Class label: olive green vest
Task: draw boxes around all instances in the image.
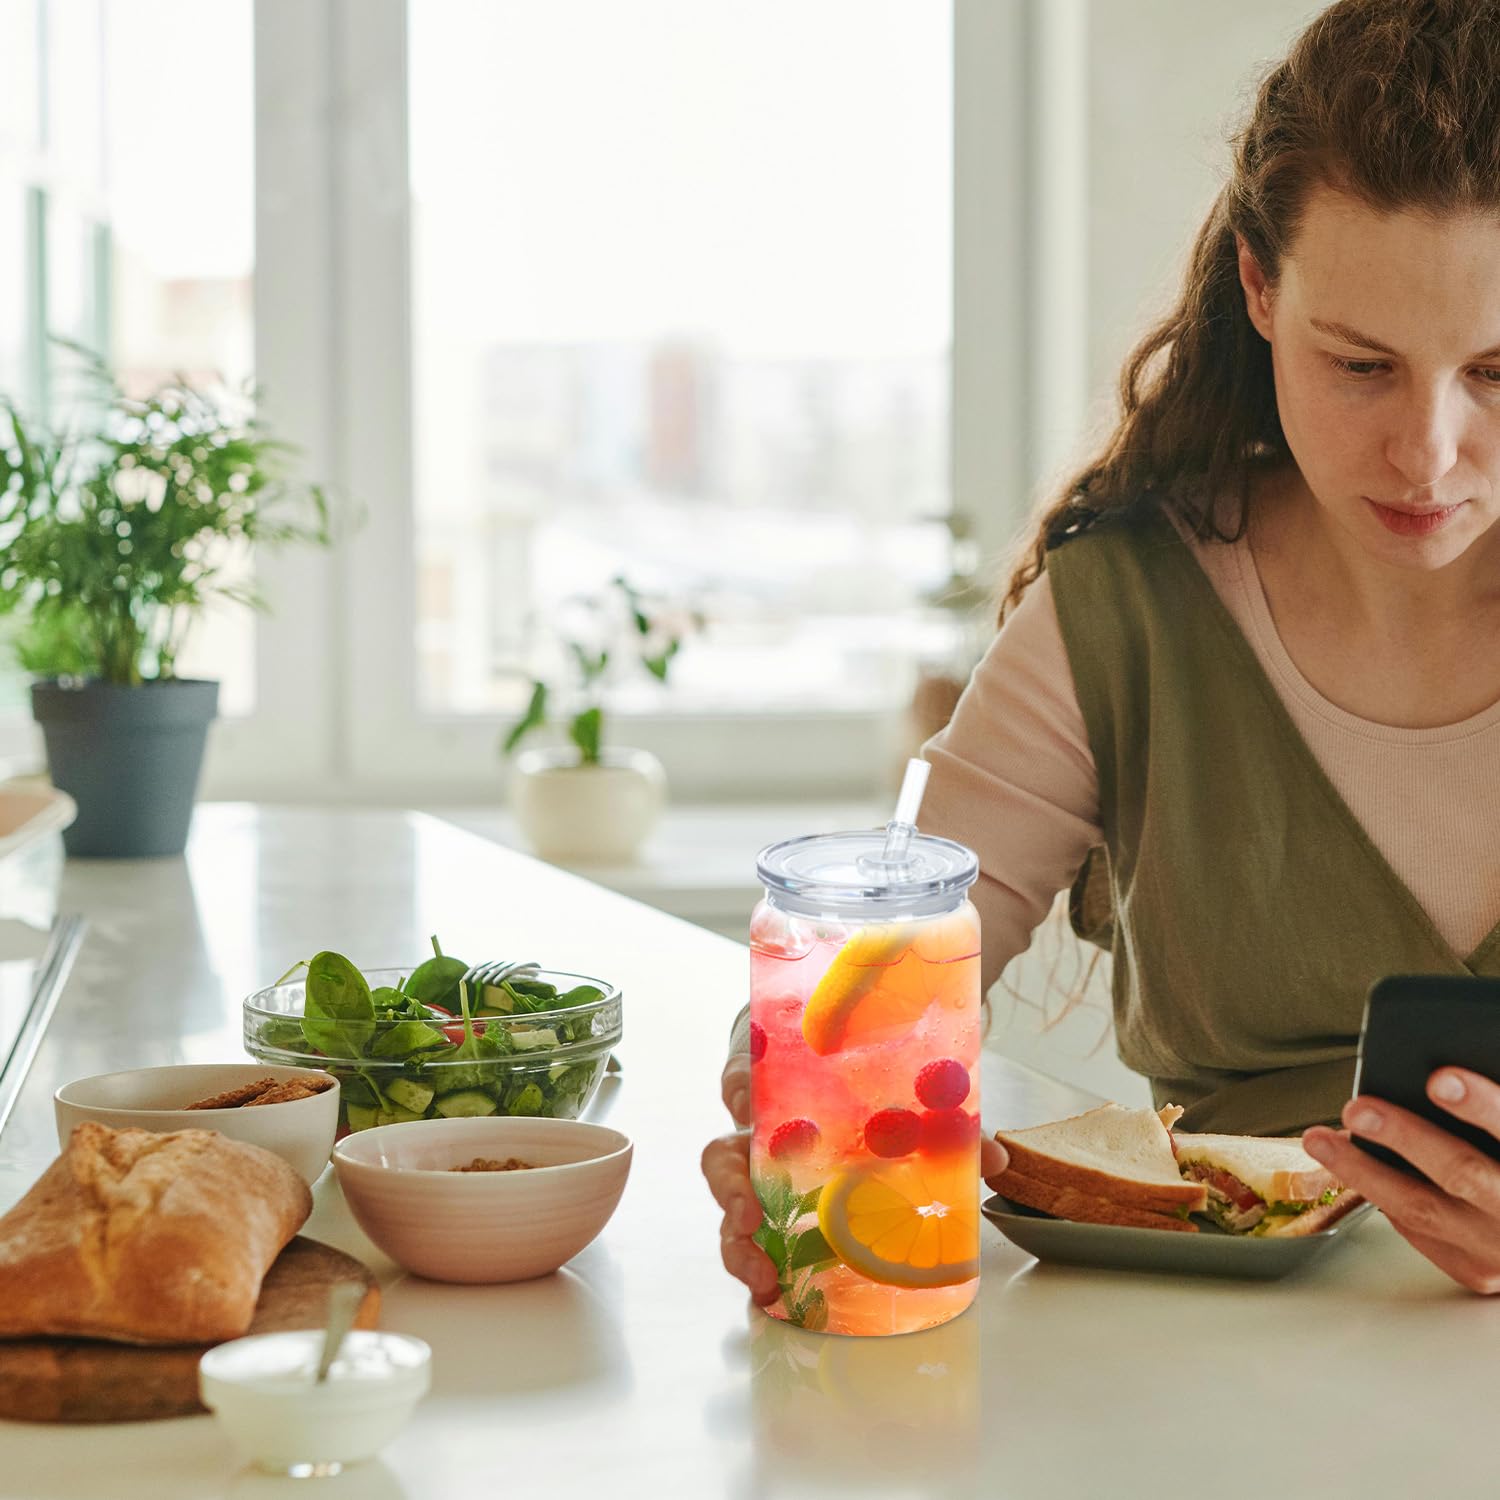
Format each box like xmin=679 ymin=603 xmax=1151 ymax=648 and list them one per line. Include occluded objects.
xmin=1047 ymin=512 xmax=1500 ymax=1135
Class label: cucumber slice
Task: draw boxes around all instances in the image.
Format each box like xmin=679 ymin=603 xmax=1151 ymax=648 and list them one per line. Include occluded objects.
xmin=345 ymin=1102 xmax=379 ymax=1132
xmin=510 ymin=1027 xmax=559 ymax=1052
xmin=434 ymin=1089 xmax=499 ymax=1118
xmin=376 ymin=1104 xmax=425 ymax=1126
xmin=505 ymin=1082 xmax=545 ymax=1116
xmin=384 ymin=1077 xmax=436 ymax=1114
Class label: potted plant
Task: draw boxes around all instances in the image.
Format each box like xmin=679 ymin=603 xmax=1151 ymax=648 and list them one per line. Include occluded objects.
xmin=0 ymin=355 xmax=332 ymax=857
xmin=501 ymin=576 xmax=697 ymax=863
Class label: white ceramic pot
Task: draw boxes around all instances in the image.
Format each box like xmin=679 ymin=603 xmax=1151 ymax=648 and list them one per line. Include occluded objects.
xmin=510 ymin=746 xmax=666 ymax=862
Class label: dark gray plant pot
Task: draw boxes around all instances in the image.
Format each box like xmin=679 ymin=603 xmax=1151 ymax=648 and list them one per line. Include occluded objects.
xmin=31 ymin=678 xmax=219 ymax=858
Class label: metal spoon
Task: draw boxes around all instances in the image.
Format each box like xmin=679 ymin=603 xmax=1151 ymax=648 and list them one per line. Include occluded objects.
xmin=314 ymin=1282 xmax=366 ymax=1383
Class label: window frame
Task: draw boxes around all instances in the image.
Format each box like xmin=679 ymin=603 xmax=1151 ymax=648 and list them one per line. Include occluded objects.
xmin=10 ymin=0 xmax=1062 ymax=803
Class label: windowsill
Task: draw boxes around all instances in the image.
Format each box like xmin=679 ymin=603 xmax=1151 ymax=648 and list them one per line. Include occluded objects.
xmin=429 ymin=798 xmax=886 ymax=938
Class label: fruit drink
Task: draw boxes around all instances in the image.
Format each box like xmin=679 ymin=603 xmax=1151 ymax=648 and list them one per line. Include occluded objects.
xmin=750 ymin=829 xmax=981 ymax=1337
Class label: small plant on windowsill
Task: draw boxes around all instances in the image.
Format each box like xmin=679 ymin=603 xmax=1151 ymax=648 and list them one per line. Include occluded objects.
xmin=500 ymin=576 xmax=698 ymax=864
xmin=0 ymin=346 xmax=335 ymax=857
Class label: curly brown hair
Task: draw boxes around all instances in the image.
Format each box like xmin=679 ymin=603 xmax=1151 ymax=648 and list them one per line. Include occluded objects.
xmin=1001 ymin=0 xmax=1500 ymax=619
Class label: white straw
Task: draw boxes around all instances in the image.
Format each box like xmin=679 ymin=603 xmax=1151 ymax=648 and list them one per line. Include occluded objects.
xmin=879 ymin=758 xmax=930 ymax=866
xmin=891 ymin=758 xmax=930 ymax=828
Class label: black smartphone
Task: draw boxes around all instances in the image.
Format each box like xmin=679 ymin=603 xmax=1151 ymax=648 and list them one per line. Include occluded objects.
xmin=1353 ymin=974 xmax=1500 ymax=1176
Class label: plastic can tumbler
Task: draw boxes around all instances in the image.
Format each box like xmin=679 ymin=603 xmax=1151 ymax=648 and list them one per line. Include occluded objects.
xmin=749 ymin=789 xmax=981 ymax=1336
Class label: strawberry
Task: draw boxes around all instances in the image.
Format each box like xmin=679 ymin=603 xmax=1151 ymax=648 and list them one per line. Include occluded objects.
xmin=863 ymin=1107 xmax=921 ymax=1159
xmin=768 ymin=1118 xmax=821 ymax=1160
xmin=917 ymin=1107 xmax=980 ymax=1157
xmin=748 ymin=1021 xmax=767 ymax=1062
xmin=914 ymin=1058 xmax=970 ymax=1111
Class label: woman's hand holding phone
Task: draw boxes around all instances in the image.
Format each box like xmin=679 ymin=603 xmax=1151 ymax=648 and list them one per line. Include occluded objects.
xmin=1304 ymin=1069 xmax=1500 ymax=1294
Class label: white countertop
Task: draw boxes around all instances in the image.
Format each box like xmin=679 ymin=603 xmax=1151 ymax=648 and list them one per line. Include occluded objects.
xmin=0 ymin=806 xmax=1491 ymax=1500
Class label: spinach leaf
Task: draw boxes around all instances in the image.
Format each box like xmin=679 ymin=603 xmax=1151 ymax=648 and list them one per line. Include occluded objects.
xmin=259 ymin=1017 xmax=308 ymax=1052
xmin=370 ymin=1019 xmax=450 ymax=1059
xmin=424 ymin=1026 xmax=514 ymax=1093
xmin=553 ymin=984 xmax=605 ymax=1008
xmin=506 ymin=978 xmax=557 ymax=999
xmin=505 ymin=1081 xmax=545 ymax=1115
xmin=337 ymin=1071 xmax=382 ymax=1109
xmin=405 ymin=955 xmax=468 ymax=1010
xmin=301 ymin=949 xmax=376 ymax=1055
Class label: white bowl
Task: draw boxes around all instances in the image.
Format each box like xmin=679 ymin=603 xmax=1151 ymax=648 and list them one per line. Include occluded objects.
xmin=199 ymin=1328 xmax=431 ymax=1476
xmin=55 ymin=1063 xmax=339 ymax=1185
xmin=333 ymin=1116 xmax=632 ymax=1283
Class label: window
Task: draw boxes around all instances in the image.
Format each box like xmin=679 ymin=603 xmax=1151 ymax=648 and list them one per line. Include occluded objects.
xmin=7 ymin=0 xmax=1026 ymax=802
xmin=407 ymin=1 xmax=956 ymax=720
xmin=0 ymin=0 xmax=256 ymax=737
xmin=103 ymin=0 xmax=256 ymax=714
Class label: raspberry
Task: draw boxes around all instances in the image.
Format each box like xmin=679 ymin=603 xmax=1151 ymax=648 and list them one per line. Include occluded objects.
xmin=914 ymin=1058 xmax=970 ymax=1111
xmin=768 ymin=1118 xmax=821 ymax=1159
xmin=748 ymin=1021 xmax=767 ymax=1061
xmin=918 ymin=1108 xmax=980 ymax=1157
xmin=863 ymin=1107 xmax=921 ymax=1159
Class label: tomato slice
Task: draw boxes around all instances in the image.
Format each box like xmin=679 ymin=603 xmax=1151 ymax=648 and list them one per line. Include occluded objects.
xmin=420 ymin=1001 xmax=480 ymax=1045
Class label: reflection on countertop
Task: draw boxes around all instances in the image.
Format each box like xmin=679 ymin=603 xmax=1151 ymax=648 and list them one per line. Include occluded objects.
xmin=747 ymin=1307 xmax=980 ymax=1498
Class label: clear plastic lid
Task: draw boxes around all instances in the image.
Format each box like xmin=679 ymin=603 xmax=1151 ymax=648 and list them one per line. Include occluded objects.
xmin=756 ymin=829 xmax=979 ymax=920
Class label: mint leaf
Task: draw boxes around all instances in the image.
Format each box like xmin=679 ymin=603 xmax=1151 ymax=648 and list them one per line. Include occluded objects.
xmin=787 ymin=1226 xmax=836 ymax=1272
xmin=752 ymin=1168 xmax=800 ymax=1230
xmin=753 ymin=1224 xmax=788 ymax=1267
xmin=796 ymin=1186 xmax=823 ymax=1218
xmin=747 ymin=1174 xmax=844 ymax=1328
xmin=795 ymin=1287 xmax=828 ymax=1332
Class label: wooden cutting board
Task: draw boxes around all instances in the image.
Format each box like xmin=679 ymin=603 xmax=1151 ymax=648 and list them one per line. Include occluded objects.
xmin=0 ymin=1237 xmax=380 ymax=1424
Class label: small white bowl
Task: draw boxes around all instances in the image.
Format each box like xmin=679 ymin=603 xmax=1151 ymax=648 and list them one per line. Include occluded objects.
xmin=333 ymin=1116 xmax=632 ymax=1284
xmin=55 ymin=1063 xmax=339 ymax=1185
xmin=199 ymin=1328 xmax=431 ymax=1477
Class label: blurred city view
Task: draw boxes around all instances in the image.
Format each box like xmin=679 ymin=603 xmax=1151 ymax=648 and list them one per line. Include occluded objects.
xmin=414 ymin=336 xmax=955 ymax=716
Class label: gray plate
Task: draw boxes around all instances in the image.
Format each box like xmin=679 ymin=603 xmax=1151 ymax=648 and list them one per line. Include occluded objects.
xmin=982 ymin=1193 xmax=1375 ymax=1280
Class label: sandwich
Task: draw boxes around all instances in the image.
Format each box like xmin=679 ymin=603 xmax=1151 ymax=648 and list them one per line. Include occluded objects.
xmin=992 ymin=1103 xmax=1209 ymax=1233
xmin=1171 ymin=1132 xmax=1363 ymax=1237
xmin=991 ymin=1105 xmax=1364 ymax=1236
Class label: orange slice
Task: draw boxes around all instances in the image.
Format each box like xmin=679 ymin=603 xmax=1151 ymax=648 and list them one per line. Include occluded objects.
xmin=817 ymin=1157 xmax=979 ymax=1289
xmin=800 ymin=924 xmax=914 ymax=1055
xmin=912 ymin=903 xmax=980 ymax=964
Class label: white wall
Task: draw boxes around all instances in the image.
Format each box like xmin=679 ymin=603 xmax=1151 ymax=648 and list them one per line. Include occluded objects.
xmin=1081 ymin=0 xmax=1323 ymax=444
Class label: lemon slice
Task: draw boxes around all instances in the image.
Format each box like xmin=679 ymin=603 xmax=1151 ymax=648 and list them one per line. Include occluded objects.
xmin=817 ymin=1158 xmax=979 ymax=1289
xmin=799 ymin=924 xmax=915 ymax=1055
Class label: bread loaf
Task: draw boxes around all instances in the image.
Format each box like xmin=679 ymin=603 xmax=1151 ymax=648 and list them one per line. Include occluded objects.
xmin=0 ymin=1123 xmax=311 ymax=1344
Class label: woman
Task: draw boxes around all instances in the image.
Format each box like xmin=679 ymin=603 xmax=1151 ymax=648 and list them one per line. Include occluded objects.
xmin=705 ymin=0 xmax=1500 ymax=1298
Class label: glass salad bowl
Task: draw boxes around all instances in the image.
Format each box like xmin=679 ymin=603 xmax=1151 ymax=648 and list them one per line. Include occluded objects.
xmin=243 ymin=964 xmax=622 ymax=1137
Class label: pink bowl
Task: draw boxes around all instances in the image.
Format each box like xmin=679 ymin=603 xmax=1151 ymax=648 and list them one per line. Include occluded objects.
xmin=332 ymin=1116 xmax=632 ymax=1284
